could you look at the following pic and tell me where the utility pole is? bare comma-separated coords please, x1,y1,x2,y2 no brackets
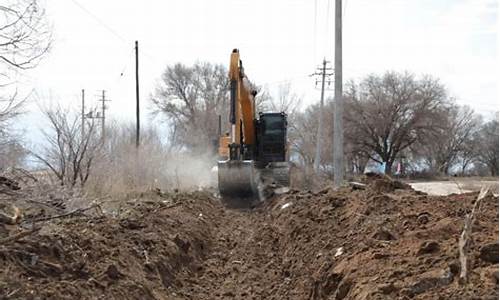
99,90,111,141
81,89,85,138
312,58,333,172
101,90,106,140
135,40,140,148
333,0,344,187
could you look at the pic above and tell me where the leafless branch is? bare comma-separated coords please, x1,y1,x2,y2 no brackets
31,104,102,187
459,187,490,284
0,0,52,72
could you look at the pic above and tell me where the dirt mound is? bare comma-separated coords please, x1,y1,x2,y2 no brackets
1,191,222,299
361,172,413,192
0,182,497,299
257,186,498,299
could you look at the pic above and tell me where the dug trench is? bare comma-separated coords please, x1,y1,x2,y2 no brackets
0,176,498,299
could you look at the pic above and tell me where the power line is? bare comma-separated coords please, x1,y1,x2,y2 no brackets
325,0,331,56
115,47,135,80
70,0,127,43
263,75,312,87
313,0,318,66
70,0,162,66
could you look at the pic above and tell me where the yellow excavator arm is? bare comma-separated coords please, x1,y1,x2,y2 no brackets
230,49,256,147
219,49,257,160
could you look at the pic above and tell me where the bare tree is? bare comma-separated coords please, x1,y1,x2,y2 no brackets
292,98,367,178
1,0,52,157
458,130,482,175
0,90,25,125
419,105,481,175
0,91,28,170
32,105,101,187
290,72,491,178
288,104,317,187
151,62,229,152
151,61,273,153
289,104,318,166
474,115,499,176
0,130,26,169
264,82,301,115
344,72,450,175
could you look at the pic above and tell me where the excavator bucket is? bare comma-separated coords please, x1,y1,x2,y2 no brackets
218,160,257,198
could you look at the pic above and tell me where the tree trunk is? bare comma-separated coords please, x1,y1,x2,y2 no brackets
437,162,450,176
304,161,314,189
358,157,368,174
384,161,393,175
461,163,467,175
490,165,499,177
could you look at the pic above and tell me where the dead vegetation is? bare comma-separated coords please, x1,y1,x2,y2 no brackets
29,108,217,197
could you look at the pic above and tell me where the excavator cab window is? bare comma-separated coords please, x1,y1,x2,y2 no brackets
256,113,287,163
261,115,285,136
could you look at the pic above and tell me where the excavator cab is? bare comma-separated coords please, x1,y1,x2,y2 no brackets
255,112,287,164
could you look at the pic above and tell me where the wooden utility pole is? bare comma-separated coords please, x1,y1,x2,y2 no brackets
135,40,140,148
100,90,106,140
81,89,85,138
333,0,344,187
218,115,222,136
313,58,332,172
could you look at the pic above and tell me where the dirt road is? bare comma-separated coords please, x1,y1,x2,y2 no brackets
410,180,498,196
1,175,498,299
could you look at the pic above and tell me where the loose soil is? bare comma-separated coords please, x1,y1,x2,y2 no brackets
0,176,498,299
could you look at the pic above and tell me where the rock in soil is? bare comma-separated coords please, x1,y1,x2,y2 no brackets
417,240,440,255
479,243,499,264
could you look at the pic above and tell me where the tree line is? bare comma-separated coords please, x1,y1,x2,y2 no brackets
1,60,498,188
151,63,499,178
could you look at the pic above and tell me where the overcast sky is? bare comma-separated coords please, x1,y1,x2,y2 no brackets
16,0,499,143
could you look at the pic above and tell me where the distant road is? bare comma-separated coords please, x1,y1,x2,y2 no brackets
410,180,498,196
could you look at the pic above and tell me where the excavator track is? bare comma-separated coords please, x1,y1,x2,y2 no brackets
257,162,290,198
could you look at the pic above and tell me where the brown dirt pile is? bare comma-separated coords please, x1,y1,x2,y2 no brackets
1,191,223,299
256,180,498,299
0,176,498,299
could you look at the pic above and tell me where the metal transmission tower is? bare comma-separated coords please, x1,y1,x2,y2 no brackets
311,58,334,173
333,0,344,187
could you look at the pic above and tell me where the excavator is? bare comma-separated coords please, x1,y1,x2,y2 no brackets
218,49,289,201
